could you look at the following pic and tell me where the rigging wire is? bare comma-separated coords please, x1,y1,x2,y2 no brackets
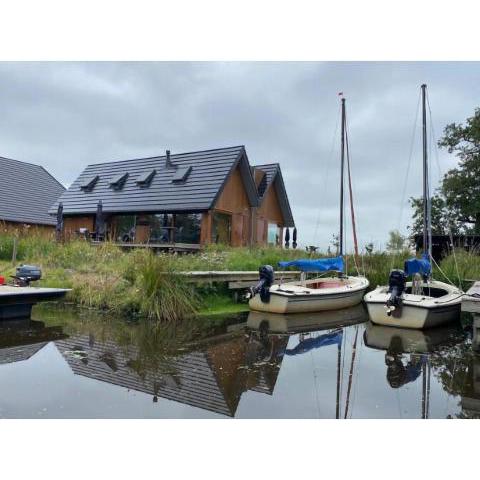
426,92,462,288
313,103,342,247
390,89,422,271
344,111,361,276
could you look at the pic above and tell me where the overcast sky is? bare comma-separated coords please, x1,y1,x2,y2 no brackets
0,62,479,250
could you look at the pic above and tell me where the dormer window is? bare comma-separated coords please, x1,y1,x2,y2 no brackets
136,169,156,188
109,172,129,190
171,166,192,184
80,175,99,192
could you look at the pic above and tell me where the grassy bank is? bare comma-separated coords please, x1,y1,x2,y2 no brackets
1,233,479,321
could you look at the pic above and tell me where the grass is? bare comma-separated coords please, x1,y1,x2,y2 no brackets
1,232,479,321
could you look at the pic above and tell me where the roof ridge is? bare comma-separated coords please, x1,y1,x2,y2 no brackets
85,145,246,168
0,155,48,169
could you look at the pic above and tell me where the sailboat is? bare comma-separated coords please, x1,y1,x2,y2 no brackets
248,96,369,314
364,84,463,329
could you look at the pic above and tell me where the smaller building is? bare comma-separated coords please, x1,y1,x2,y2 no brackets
414,234,480,260
0,156,65,233
50,146,295,247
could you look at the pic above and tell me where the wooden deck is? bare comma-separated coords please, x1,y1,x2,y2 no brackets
179,270,301,290
91,241,201,253
463,281,480,313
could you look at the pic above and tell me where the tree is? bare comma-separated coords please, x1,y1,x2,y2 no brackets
438,108,480,234
409,108,480,235
386,229,407,253
408,194,454,237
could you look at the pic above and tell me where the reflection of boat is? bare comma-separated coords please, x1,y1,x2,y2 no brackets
247,303,368,333
363,322,465,354
364,321,466,418
248,96,368,314
364,84,463,329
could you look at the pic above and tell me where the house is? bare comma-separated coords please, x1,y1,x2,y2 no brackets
0,156,65,232
49,146,295,247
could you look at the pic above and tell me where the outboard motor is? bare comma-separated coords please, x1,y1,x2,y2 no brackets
248,265,274,303
386,269,407,316
13,264,42,286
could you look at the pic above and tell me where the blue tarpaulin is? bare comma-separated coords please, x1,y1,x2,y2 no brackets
404,254,431,277
278,256,344,272
285,330,343,356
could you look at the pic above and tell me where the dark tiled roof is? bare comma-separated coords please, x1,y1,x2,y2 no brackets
0,156,65,226
50,146,259,216
253,163,295,227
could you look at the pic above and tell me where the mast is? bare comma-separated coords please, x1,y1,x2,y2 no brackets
339,97,346,259
421,84,431,259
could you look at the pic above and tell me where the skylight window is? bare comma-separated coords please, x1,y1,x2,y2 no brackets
171,166,192,184
109,172,129,190
80,175,99,192
136,169,156,187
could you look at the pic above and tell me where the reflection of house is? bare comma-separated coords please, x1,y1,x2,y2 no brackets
0,320,65,365
0,156,65,232
49,146,294,247
55,330,288,417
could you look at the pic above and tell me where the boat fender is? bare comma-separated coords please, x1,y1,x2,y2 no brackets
249,265,275,303
386,269,406,316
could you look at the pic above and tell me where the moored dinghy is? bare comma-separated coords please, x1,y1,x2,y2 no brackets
249,94,369,314
364,84,463,329
248,257,369,314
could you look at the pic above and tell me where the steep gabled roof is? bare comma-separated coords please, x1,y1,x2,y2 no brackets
253,163,295,227
50,146,259,215
0,156,65,226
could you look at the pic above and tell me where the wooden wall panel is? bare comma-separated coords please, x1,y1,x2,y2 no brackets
63,216,94,237
258,185,284,224
212,166,252,246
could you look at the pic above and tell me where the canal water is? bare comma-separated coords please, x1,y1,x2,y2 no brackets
0,304,478,419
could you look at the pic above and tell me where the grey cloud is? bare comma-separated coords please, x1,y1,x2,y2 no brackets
0,61,479,250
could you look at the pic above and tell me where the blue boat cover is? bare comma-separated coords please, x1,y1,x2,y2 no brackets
284,330,343,356
404,254,431,277
278,256,344,272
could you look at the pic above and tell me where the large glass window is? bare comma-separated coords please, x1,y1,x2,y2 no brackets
212,212,232,245
267,223,281,246
174,213,201,244
149,214,173,243
112,215,136,242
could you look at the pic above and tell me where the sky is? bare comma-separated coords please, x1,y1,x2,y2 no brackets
0,61,479,251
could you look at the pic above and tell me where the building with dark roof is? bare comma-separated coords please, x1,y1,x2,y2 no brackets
0,156,65,230
50,146,295,247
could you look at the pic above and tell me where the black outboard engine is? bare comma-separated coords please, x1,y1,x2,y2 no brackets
249,265,274,303
13,264,42,286
386,269,407,316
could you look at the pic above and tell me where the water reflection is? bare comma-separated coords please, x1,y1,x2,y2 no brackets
0,306,479,418
0,319,66,365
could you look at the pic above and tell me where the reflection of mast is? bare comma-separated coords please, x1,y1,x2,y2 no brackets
336,341,342,419
344,325,359,419
421,357,431,419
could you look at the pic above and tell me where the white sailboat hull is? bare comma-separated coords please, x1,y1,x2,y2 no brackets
364,280,463,329
249,276,369,314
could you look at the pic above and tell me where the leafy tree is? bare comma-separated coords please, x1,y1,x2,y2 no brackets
438,108,480,234
409,108,480,235
408,194,454,237
386,229,407,252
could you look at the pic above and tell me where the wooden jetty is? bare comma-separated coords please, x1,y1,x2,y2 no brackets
179,270,300,290
0,286,70,320
463,281,480,352
463,281,480,314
